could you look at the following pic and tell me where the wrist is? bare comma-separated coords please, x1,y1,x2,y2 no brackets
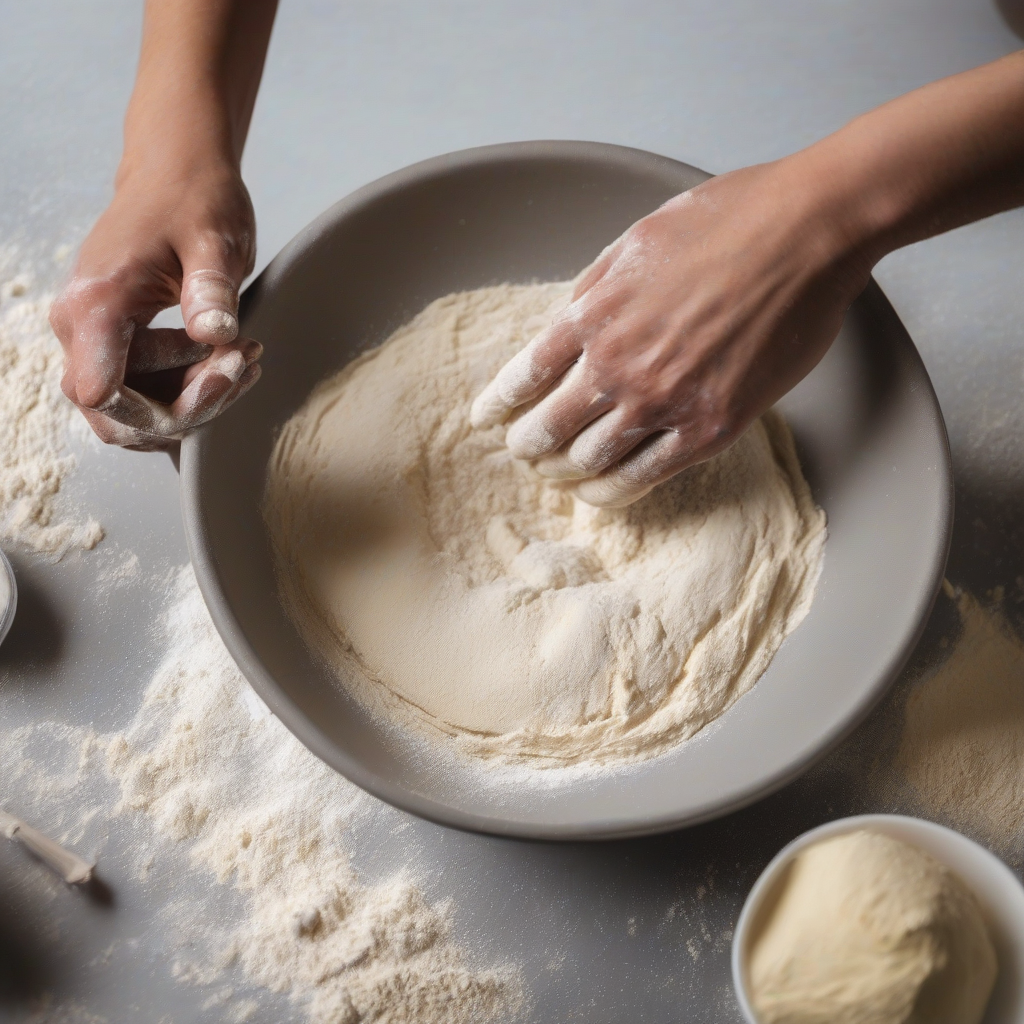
117,121,238,196
773,131,912,284
117,72,240,190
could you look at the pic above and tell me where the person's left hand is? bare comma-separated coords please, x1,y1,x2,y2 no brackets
471,160,872,506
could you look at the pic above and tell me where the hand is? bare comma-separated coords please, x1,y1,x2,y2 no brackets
471,160,872,506
49,161,262,451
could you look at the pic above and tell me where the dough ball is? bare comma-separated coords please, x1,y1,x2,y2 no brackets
748,830,997,1024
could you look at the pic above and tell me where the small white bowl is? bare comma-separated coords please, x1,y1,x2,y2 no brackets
732,814,1024,1024
0,548,16,647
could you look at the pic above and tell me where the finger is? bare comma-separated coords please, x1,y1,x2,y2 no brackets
127,336,259,407
533,407,654,480
88,339,261,441
125,327,212,375
179,220,253,344
504,358,612,460
77,364,257,451
179,267,239,344
180,338,261,389
172,347,261,430
55,290,137,412
188,360,260,431
573,430,691,508
470,318,583,430
77,406,167,450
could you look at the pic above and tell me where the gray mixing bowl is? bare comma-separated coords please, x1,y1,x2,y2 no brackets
180,141,952,840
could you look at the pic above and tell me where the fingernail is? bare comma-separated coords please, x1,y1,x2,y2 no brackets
191,309,239,341
242,340,263,362
210,348,247,384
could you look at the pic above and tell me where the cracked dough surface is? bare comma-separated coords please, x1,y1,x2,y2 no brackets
264,282,826,767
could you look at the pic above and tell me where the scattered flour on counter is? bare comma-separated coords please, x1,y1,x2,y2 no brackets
103,566,523,1024
265,282,826,768
0,247,518,1022
1,566,522,1022
895,583,1024,863
0,250,103,558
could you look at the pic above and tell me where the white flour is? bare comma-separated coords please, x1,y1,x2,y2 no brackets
265,283,826,767
103,567,521,1023
895,584,1024,862
0,251,103,558
1,566,521,1023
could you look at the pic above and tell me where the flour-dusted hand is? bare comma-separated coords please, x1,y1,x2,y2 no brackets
473,50,1024,507
50,168,262,450
49,0,278,451
471,162,870,507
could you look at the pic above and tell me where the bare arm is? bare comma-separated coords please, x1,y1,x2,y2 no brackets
474,51,1024,506
51,0,278,450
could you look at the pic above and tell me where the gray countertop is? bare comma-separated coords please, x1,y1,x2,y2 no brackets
2,2,1023,1021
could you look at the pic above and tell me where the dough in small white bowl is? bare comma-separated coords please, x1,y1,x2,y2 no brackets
732,815,1024,1024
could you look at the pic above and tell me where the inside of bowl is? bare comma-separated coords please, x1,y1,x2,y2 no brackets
182,142,951,838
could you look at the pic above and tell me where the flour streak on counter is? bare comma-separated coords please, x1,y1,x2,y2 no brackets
2,567,524,1023
0,248,103,559
893,583,1024,864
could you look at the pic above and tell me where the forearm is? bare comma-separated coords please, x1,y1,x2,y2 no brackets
793,50,1024,268
119,0,278,183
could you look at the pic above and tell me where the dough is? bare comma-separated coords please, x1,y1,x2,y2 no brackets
749,830,997,1024
264,282,825,767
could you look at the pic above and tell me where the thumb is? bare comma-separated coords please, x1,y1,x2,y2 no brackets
179,258,244,346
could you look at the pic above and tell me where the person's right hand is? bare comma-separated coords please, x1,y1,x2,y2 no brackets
470,160,873,507
49,159,263,451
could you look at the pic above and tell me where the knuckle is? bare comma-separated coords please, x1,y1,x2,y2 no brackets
628,217,656,246
701,399,744,450
48,297,72,341
624,216,664,255
80,410,125,447
633,381,680,425
187,216,255,276
57,273,132,326
707,414,737,444
77,381,118,412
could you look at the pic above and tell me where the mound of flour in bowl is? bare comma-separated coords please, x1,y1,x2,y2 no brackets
264,282,826,768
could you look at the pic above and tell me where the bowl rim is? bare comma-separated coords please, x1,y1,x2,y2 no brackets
180,140,953,840
0,548,17,648
730,813,1024,1023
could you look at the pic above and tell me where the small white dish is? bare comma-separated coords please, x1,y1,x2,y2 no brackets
732,814,1024,1024
0,548,16,647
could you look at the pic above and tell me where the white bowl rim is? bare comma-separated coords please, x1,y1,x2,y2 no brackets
731,814,1024,1024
